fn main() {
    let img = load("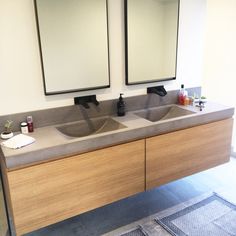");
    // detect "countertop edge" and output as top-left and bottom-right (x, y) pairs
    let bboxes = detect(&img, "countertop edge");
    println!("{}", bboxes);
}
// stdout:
(4, 106), (234, 170)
